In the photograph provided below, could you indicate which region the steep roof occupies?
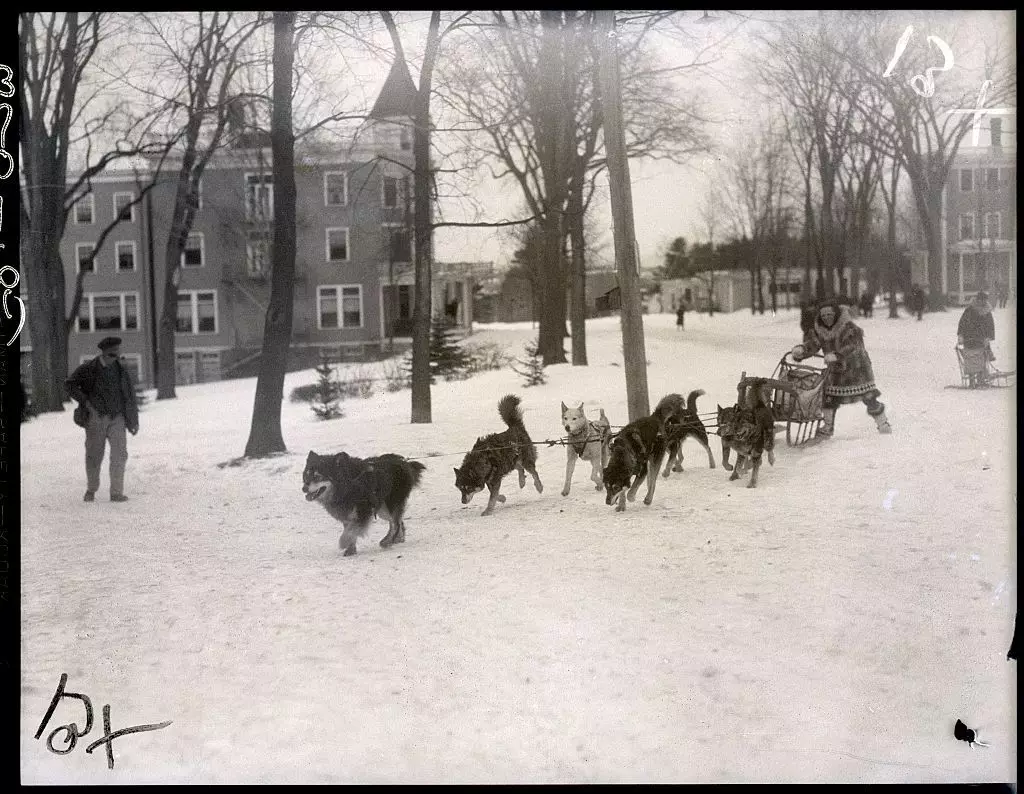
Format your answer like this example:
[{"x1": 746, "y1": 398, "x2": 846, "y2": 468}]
[{"x1": 369, "y1": 58, "x2": 419, "y2": 120}]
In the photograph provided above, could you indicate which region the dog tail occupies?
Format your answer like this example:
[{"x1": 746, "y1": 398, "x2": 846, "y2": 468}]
[
  {"x1": 497, "y1": 393, "x2": 524, "y2": 429},
  {"x1": 686, "y1": 389, "x2": 706, "y2": 415},
  {"x1": 408, "y1": 460, "x2": 427, "y2": 487}
]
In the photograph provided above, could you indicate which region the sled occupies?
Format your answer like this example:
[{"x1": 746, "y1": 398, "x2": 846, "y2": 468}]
[
  {"x1": 949, "y1": 345, "x2": 1015, "y2": 389},
  {"x1": 734, "y1": 352, "x2": 828, "y2": 447}
]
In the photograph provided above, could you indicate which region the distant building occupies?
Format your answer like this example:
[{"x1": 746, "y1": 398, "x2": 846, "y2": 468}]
[
  {"x1": 659, "y1": 268, "x2": 863, "y2": 314},
  {"x1": 21, "y1": 59, "x2": 475, "y2": 389},
  {"x1": 915, "y1": 115, "x2": 1016, "y2": 305}
]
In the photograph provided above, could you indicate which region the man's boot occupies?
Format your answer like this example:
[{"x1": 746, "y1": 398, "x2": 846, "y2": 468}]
[{"x1": 871, "y1": 405, "x2": 892, "y2": 434}]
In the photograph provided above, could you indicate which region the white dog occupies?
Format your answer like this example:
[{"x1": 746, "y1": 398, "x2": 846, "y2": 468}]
[{"x1": 560, "y1": 402, "x2": 611, "y2": 496}]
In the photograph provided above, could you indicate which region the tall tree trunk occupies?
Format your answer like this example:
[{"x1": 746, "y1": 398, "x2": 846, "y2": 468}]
[
  {"x1": 243, "y1": 10, "x2": 296, "y2": 457},
  {"x1": 568, "y1": 188, "x2": 587, "y2": 365},
  {"x1": 408, "y1": 12, "x2": 442, "y2": 423}
]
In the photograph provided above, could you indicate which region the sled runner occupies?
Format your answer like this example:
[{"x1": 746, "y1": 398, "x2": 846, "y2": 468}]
[
  {"x1": 950, "y1": 345, "x2": 1015, "y2": 389},
  {"x1": 736, "y1": 352, "x2": 828, "y2": 447}
]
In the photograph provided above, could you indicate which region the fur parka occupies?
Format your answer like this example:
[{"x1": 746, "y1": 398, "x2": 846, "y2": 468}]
[{"x1": 800, "y1": 304, "x2": 881, "y2": 405}]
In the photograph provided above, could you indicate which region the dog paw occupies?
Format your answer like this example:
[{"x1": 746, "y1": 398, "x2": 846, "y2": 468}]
[
  {"x1": 535, "y1": 482, "x2": 543, "y2": 493},
  {"x1": 594, "y1": 483, "x2": 602, "y2": 491},
  {"x1": 723, "y1": 462, "x2": 733, "y2": 471},
  {"x1": 672, "y1": 465, "x2": 684, "y2": 472},
  {"x1": 342, "y1": 545, "x2": 357, "y2": 557},
  {"x1": 626, "y1": 492, "x2": 637, "y2": 502},
  {"x1": 481, "y1": 508, "x2": 494, "y2": 516},
  {"x1": 561, "y1": 488, "x2": 570, "y2": 496},
  {"x1": 746, "y1": 481, "x2": 757, "y2": 489},
  {"x1": 643, "y1": 496, "x2": 654, "y2": 505},
  {"x1": 380, "y1": 537, "x2": 393, "y2": 548}
]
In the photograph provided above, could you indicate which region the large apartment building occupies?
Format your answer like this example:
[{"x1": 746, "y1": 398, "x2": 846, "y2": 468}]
[
  {"x1": 914, "y1": 114, "x2": 1017, "y2": 305},
  {"x1": 23, "y1": 60, "x2": 476, "y2": 389}
]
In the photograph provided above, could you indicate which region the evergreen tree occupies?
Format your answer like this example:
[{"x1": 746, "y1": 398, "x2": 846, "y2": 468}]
[
  {"x1": 310, "y1": 362, "x2": 343, "y2": 420},
  {"x1": 512, "y1": 338, "x2": 547, "y2": 387},
  {"x1": 429, "y1": 314, "x2": 471, "y2": 381}
]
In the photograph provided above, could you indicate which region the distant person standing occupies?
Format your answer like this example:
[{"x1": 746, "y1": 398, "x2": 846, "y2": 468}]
[
  {"x1": 957, "y1": 292, "x2": 996, "y2": 388},
  {"x1": 676, "y1": 301, "x2": 687, "y2": 330},
  {"x1": 995, "y1": 281, "x2": 1009, "y2": 309},
  {"x1": 908, "y1": 284, "x2": 925, "y2": 321},
  {"x1": 65, "y1": 337, "x2": 139, "y2": 502},
  {"x1": 858, "y1": 291, "x2": 875, "y2": 318}
]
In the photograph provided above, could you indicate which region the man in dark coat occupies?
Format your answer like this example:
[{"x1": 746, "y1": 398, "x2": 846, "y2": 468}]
[
  {"x1": 957, "y1": 292, "x2": 996, "y2": 388},
  {"x1": 65, "y1": 337, "x2": 140, "y2": 502},
  {"x1": 908, "y1": 284, "x2": 925, "y2": 321},
  {"x1": 792, "y1": 298, "x2": 891, "y2": 437}
]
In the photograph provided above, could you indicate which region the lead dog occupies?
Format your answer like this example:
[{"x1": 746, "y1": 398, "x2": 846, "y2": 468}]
[
  {"x1": 560, "y1": 402, "x2": 611, "y2": 496},
  {"x1": 454, "y1": 394, "x2": 543, "y2": 515},
  {"x1": 302, "y1": 450, "x2": 425, "y2": 556},
  {"x1": 602, "y1": 415, "x2": 667, "y2": 512},
  {"x1": 650, "y1": 390, "x2": 716, "y2": 477}
]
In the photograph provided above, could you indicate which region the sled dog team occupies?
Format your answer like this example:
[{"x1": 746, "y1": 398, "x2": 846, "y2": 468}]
[{"x1": 303, "y1": 387, "x2": 777, "y2": 556}]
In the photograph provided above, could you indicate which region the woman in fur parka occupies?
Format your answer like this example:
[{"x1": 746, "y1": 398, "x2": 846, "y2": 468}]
[{"x1": 791, "y1": 298, "x2": 891, "y2": 437}]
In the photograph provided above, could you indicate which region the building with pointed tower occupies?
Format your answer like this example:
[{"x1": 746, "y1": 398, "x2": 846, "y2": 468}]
[{"x1": 21, "y1": 59, "x2": 476, "y2": 392}]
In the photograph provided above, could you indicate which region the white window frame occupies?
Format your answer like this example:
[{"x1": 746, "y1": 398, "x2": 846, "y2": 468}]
[
  {"x1": 181, "y1": 232, "x2": 205, "y2": 268},
  {"x1": 383, "y1": 223, "x2": 412, "y2": 263},
  {"x1": 246, "y1": 229, "x2": 271, "y2": 277},
  {"x1": 399, "y1": 125, "x2": 412, "y2": 151},
  {"x1": 113, "y1": 191, "x2": 136, "y2": 223},
  {"x1": 382, "y1": 175, "x2": 400, "y2": 209},
  {"x1": 959, "y1": 168, "x2": 973, "y2": 192},
  {"x1": 193, "y1": 178, "x2": 203, "y2": 210},
  {"x1": 75, "y1": 242, "x2": 97, "y2": 274},
  {"x1": 983, "y1": 211, "x2": 1001, "y2": 240},
  {"x1": 317, "y1": 284, "x2": 363, "y2": 330},
  {"x1": 244, "y1": 172, "x2": 274, "y2": 221},
  {"x1": 73, "y1": 193, "x2": 95, "y2": 225},
  {"x1": 199, "y1": 350, "x2": 222, "y2": 381},
  {"x1": 958, "y1": 212, "x2": 975, "y2": 241},
  {"x1": 115, "y1": 240, "x2": 138, "y2": 272},
  {"x1": 77, "y1": 291, "x2": 141, "y2": 333},
  {"x1": 323, "y1": 171, "x2": 349, "y2": 206},
  {"x1": 985, "y1": 167, "x2": 1000, "y2": 191},
  {"x1": 176, "y1": 289, "x2": 219, "y2": 335},
  {"x1": 325, "y1": 227, "x2": 351, "y2": 263}
]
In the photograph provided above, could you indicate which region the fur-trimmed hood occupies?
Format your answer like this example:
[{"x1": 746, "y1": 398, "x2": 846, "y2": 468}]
[{"x1": 813, "y1": 303, "x2": 855, "y2": 346}]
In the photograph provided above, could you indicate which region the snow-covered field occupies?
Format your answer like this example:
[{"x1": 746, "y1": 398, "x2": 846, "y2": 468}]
[{"x1": 20, "y1": 306, "x2": 1017, "y2": 784}]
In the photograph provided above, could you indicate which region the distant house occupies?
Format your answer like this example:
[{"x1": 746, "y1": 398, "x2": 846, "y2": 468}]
[
  {"x1": 20, "y1": 58, "x2": 478, "y2": 388},
  {"x1": 489, "y1": 267, "x2": 619, "y2": 323},
  {"x1": 659, "y1": 268, "x2": 866, "y2": 314}
]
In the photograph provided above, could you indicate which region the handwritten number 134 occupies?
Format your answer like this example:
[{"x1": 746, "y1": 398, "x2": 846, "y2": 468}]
[{"x1": 883, "y1": 25, "x2": 954, "y2": 98}]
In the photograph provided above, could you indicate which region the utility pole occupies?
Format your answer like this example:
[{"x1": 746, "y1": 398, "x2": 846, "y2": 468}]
[{"x1": 597, "y1": 9, "x2": 649, "y2": 421}]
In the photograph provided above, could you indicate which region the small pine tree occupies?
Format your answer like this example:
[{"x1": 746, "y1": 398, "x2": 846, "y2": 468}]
[
  {"x1": 310, "y1": 362, "x2": 344, "y2": 420},
  {"x1": 512, "y1": 338, "x2": 547, "y2": 387},
  {"x1": 430, "y1": 314, "x2": 471, "y2": 381}
]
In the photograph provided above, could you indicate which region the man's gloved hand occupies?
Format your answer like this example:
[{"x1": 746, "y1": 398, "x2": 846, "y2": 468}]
[
  {"x1": 791, "y1": 345, "x2": 805, "y2": 360},
  {"x1": 824, "y1": 352, "x2": 838, "y2": 366}
]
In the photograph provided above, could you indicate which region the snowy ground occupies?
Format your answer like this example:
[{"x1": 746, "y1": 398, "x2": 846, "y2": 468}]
[{"x1": 20, "y1": 306, "x2": 1017, "y2": 784}]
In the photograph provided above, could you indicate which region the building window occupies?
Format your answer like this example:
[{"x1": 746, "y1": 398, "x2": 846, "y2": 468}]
[
  {"x1": 400, "y1": 125, "x2": 412, "y2": 151},
  {"x1": 113, "y1": 192, "x2": 136, "y2": 222},
  {"x1": 75, "y1": 243, "x2": 96, "y2": 274},
  {"x1": 990, "y1": 117, "x2": 1002, "y2": 148},
  {"x1": 960, "y1": 168, "x2": 973, "y2": 192},
  {"x1": 74, "y1": 194, "x2": 95, "y2": 225},
  {"x1": 384, "y1": 225, "x2": 411, "y2": 262},
  {"x1": 1000, "y1": 167, "x2": 1014, "y2": 187},
  {"x1": 326, "y1": 228, "x2": 350, "y2": 262},
  {"x1": 190, "y1": 178, "x2": 203, "y2": 211},
  {"x1": 115, "y1": 241, "x2": 137, "y2": 272},
  {"x1": 958, "y1": 213, "x2": 974, "y2": 241},
  {"x1": 77, "y1": 292, "x2": 139, "y2": 332},
  {"x1": 985, "y1": 167, "x2": 1000, "y2": 190},
  {"x1": 324, "y1": 172, "x2": 348, "y2": 206},
  {"x1": 983, "y1": 212, "x2": 1001, "y2": 239},
  {"x1": 177, "y1": 290, "x2": 218, "y2": 334},
  {"x1": 382, "y1": 175, "x2": 400, "y2": 209},
  {"x1": 246, "y1": 230, "x2": 271, "y2": 277},
  {"x1": 199, "y1": 351, "x2": 222, "y2": 382},
  {"x1": 181, "y1": 233, "x2": 205, "y2": 267},
  {"x1": 245, "y1": 173, "x2": 273, "y2": 221},
  {"x1": 317, "y1": 285, "x2": 362, "y2": 329}
]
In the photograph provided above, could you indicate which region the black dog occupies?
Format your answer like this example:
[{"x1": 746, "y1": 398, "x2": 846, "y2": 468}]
[
  {"x1": 602, "y1": 415, "x2": 667, "y2": 512},
  {"x1": 651, "y1": 390, "x2": 716, "y2": 477},
  {"x1": 454, "y1": 394, "x2": 543, "y2": 516},
  {"x1": 717, "y1": 379, "x2": 776, "y2": 489},
  {"x1": 303, "y1": 450, "x2": 425, "y2": 556}
]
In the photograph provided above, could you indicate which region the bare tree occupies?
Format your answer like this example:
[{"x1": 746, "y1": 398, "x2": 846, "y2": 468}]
[
  {"x1": 243, "y1": 10, "x2": 295, "y2": 458},
  {"x1": 835, "y1": 11, "x2": 1015, "y2": 310},
  {"x1": 19, "y1": 11, "x2": 178, "y2": 413},
  {"x1": 128, "y1": 12, "x2": 267, "y2": 400}
]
